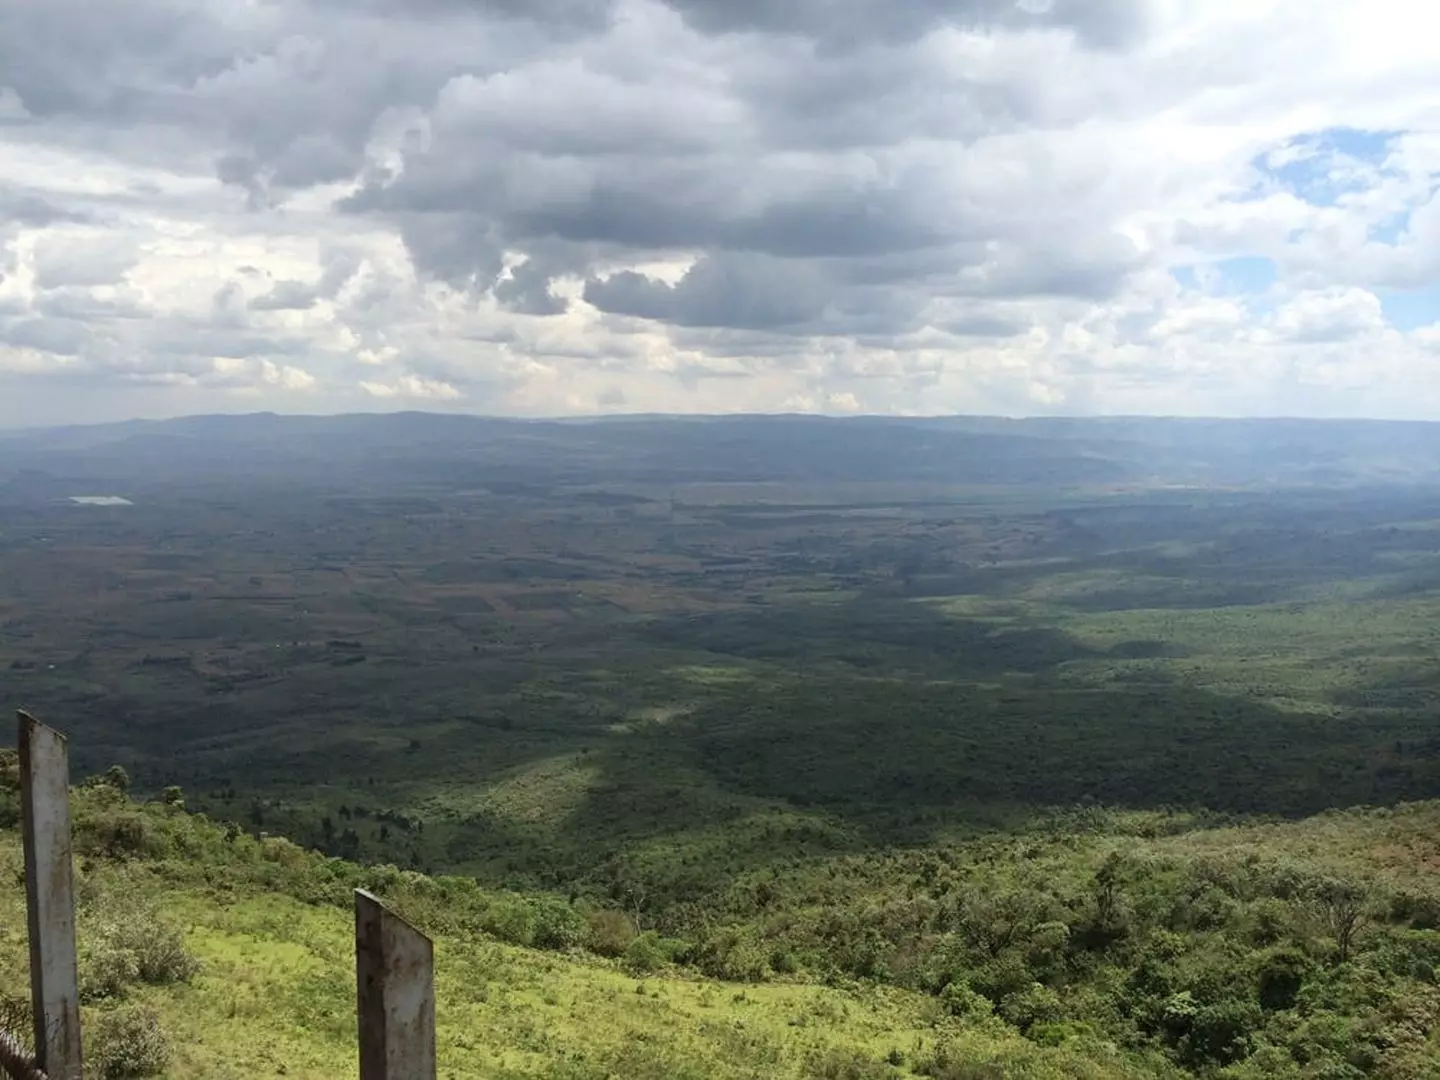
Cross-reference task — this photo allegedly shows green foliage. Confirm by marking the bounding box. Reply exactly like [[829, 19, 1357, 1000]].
[[0, 750, 18, 829], [79, 902, 201, 1002], [532, 897, 590, 950], [585, 908, 637, 957], [624, 930, 689, 973], [88, 1004, 171, 1078], [998, 984, 1065, 1034], [12, 455, 1440, 1077], [802, 1047, 894, 1079], [79, 933, 141, 1003]]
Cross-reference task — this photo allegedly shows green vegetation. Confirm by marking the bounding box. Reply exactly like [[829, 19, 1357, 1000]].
[[3, 414, 1440, 1075], [5, 773, 1440, 1077]]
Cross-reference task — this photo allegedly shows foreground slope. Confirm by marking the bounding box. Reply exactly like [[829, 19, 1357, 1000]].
[[0, 782, 1171, 1080], [3, 780, 1439, 1078]]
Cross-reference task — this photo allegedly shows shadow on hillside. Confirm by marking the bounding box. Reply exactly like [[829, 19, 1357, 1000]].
[[429, 598, 1440, 899]]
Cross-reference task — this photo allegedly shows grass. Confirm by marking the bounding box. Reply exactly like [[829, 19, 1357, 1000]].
[[0, 812, 1174, 1080]]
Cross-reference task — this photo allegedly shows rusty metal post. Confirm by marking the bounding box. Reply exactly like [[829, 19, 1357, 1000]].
[[17, 709, 83, 1080], [355, 889, 435, 1080]]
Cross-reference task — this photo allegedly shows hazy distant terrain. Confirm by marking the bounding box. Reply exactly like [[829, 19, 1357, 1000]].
[[8, 413, 1440, 496]]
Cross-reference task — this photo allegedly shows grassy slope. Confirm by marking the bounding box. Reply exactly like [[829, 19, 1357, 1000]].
[[0, 795, 1173, 1080], [5, 790, 1440, 1077]]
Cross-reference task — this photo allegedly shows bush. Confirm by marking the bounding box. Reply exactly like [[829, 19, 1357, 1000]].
[[129, 911, 202, 985], [803, 1047, 893, 1080], [532, 899, 589, 950], [624, 930, 689, 974], [586, 909, 637, 957], [1256, 946, 1314, 1011], [89, 1004, 170, 1078], [79, 936, 142, 1003], [696, 927, 770, 982], [79, 906, 201, 1001], [940, 982, 994, 1020], [74, 801, 156, 859], [998, 983, 1065, 1034], [485, 898, 537, 946]]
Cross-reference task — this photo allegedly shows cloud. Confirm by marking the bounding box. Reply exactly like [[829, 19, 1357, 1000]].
[[249, 279, 319, 311], [585, 254, 831, 329], [1, 0, 1439, 428], [31, 234, 139, 289], [655, 0, 1153, 50], [360, 373, 463, 400], [1, 316, 90, 356]]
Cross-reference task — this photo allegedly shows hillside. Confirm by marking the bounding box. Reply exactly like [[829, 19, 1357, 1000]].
[[2, 777, 1440, 1078]]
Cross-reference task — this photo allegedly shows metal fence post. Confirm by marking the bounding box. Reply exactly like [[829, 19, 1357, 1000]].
[[17, 710, 83, 1080], [355, 889, 436, 1080]]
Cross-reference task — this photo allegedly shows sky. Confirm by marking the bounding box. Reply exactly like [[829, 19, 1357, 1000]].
[[1, 0, 1439, 427]]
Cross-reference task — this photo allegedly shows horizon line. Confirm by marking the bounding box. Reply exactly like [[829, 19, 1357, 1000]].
[[7, 408, 1440, 435]]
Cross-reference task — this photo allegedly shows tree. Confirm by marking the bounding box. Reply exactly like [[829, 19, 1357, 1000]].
[[1309, 878, 1368, 963]]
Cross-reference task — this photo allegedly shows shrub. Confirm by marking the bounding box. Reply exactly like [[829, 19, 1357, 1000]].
[[532, 899, 588, 950], [940, 982, 994, 1020], [79, 906, 201, 1001], [79, 936, 142, 1003], [803, 1047, 893, 1080], [1256, 946, 1314, 1011], [696, 927, 770, 982], [74, 801, 156, 859], [128, 910, 202, 985], [624, 930, 689, 974], [586, 909, 637, 957], [998, 983, 1065, 1033], [89, 1005, 170, 1078], [486, 898, 537, 946]]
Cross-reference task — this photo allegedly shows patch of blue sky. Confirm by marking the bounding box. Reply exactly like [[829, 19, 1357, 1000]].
[[1170, 265, 1198, 290], [1171, 257, 1277, 299], [1244, 126, 1403, 207], [1378, 285, 1440, 331], [1215, 256, 1277, 294], [1368, 211, 1410, 245]]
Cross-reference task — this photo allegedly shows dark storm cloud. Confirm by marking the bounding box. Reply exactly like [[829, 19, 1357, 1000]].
[[585, 254, 831, 329], [1, 0, 1157, 348], [495, 256, 570, 316], [0, 0, 566, 190], [330, 0, 1157, 332]]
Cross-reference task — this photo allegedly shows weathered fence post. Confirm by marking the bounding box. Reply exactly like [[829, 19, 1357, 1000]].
[[17, 710, 83, 1080], [355, 889, 436, 1080]]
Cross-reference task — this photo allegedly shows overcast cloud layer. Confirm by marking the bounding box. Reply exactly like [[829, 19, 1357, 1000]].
[[1, 0, 1439, 426]]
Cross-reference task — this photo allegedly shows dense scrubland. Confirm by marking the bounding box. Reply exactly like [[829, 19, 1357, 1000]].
[[2, 414, 1440, 1077]]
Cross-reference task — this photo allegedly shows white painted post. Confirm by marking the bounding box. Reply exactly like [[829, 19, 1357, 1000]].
[[355, 889, 436, 1080], [17, 709, 83, 1080]]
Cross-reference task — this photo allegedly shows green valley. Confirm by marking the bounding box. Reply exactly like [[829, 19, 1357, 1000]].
[[3, 413, 1440, 1076]]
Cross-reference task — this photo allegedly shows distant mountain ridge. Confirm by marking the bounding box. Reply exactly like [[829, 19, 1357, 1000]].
[[4, 412, 1440, 497]]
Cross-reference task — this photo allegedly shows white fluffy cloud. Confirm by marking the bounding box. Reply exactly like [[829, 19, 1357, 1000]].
[[1, 0, 1439, 426]]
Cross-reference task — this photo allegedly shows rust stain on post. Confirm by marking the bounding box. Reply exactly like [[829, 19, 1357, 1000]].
[[17, 710, 82, 1080], [355, 889, 436, 1080]]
